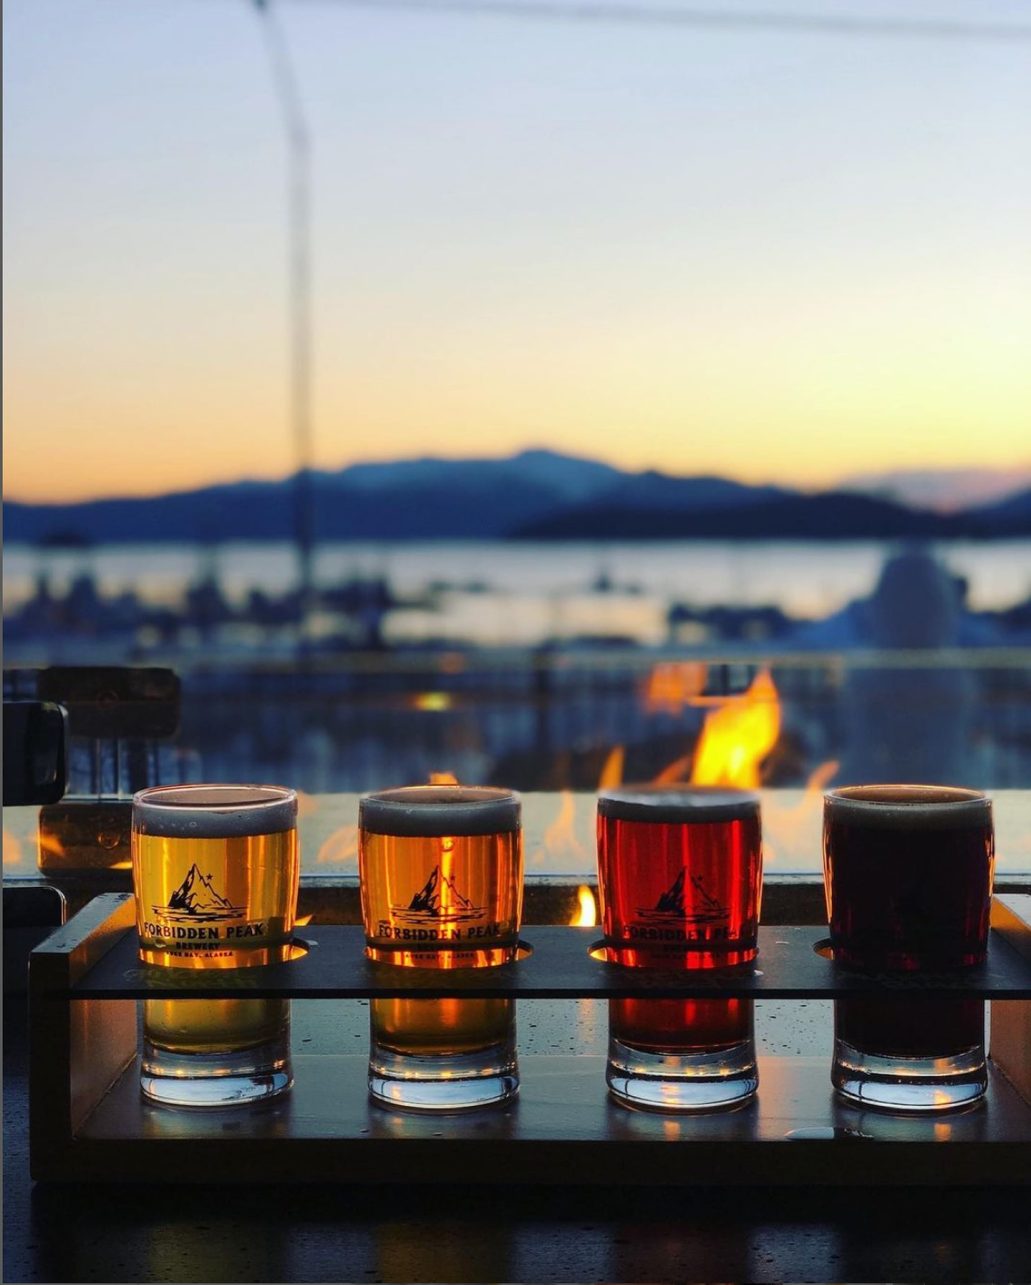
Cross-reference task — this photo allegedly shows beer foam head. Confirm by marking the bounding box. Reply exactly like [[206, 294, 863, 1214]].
[[824, 784, 992, 831], [598, 784, 760, 825], [360, 785, 521, 837], [133, 784, 297, 838]]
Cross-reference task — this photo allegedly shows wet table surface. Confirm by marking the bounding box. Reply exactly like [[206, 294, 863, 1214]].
[[6, 995, 1031, 1283]]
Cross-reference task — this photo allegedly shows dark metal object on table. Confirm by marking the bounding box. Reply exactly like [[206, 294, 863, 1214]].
[[2, 701, 68, 806], [37, 667, 180, 740], [37, 666, 180, 799], [21, 667, 181, 872], [3, 885, 66, 995]]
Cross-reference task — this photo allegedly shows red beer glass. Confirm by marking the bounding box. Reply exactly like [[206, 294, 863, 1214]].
[[597, 786, 762, 1111], [824, 785, 994, 1112]]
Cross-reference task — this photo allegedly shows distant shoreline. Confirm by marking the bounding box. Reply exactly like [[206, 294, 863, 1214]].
[[7, 539, 1029, 630], [6, 531, 1031, 548]]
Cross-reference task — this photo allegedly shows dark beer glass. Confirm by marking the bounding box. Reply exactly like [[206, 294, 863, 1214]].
[[359, 785, 522, 1111], [597, 786, 762, 1111], [824, 785, 994, 1112]]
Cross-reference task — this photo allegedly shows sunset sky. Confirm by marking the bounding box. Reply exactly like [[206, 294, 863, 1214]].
[[4, 0, 1031, 503]]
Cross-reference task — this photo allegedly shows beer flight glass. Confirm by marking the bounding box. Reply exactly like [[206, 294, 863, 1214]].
[[359, 785, 523, 1111], [823, 785, 994, 1112], [597, 785, 762, 1111], [131, 784, 300, 1107]]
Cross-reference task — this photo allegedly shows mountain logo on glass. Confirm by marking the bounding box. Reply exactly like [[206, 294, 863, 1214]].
[[153, 864, 247, 923], [636, 869, 727, 924], [392, 865, 485, 925]]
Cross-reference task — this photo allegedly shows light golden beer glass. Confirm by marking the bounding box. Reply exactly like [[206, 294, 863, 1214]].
[[359, 785, 522, 1110], [131, 784, 299, 1107]]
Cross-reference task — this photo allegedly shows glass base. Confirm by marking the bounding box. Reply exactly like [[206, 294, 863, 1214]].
[[369, 1039, 519, 1112], [141, 1036, 293, 1108], [607, 1037, 758, 1112], [832, 1037, 987, 1113]]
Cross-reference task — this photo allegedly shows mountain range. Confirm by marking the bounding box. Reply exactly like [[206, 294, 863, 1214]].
[[837, 466, 1031, 513], [5, 449, 1030, 544]]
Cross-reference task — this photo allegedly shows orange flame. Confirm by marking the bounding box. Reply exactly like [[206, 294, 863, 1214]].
[[754, 757, 839, 867], [642, 661, 709, 715], [36, 828, 65, 862], [316, 824, 359, 866], [296, 913, 314, 927], [652, 751, 694, 786], [294, 789, 317, 818], [543, 790, 589, 863], [803, 758, 840, 795], [771, 757, 841, 822], [2, 829, 24, 866], [537, 749, 625, 866], [428, 771, 460, 785], [570, 885, 598, 926], [689, 668, 781, 789], [598, 745, 624, 790]]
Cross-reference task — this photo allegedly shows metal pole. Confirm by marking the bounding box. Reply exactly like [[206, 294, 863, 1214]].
[[253, 0, 315, 637]]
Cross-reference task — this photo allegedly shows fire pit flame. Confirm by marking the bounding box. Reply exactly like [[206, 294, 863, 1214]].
[[598, 745, 624, 790], [570, 885, 598, 926], [689, 667, 781, 789], [2, 830, 24, 866]]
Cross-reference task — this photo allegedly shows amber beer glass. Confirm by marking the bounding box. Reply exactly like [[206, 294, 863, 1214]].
[[597, 786, 762, 1111], [131, 784, 299, 1107], [359, 785, 522, 1110], [824, 785, 994, 1111]]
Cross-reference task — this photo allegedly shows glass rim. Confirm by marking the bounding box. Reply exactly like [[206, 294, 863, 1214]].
[[359, 784, 521, 837], [133, 784, 297, 811], [824, 784, 991, 830], [598, 783, 760, 824], [132, 784, 297, 839]]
